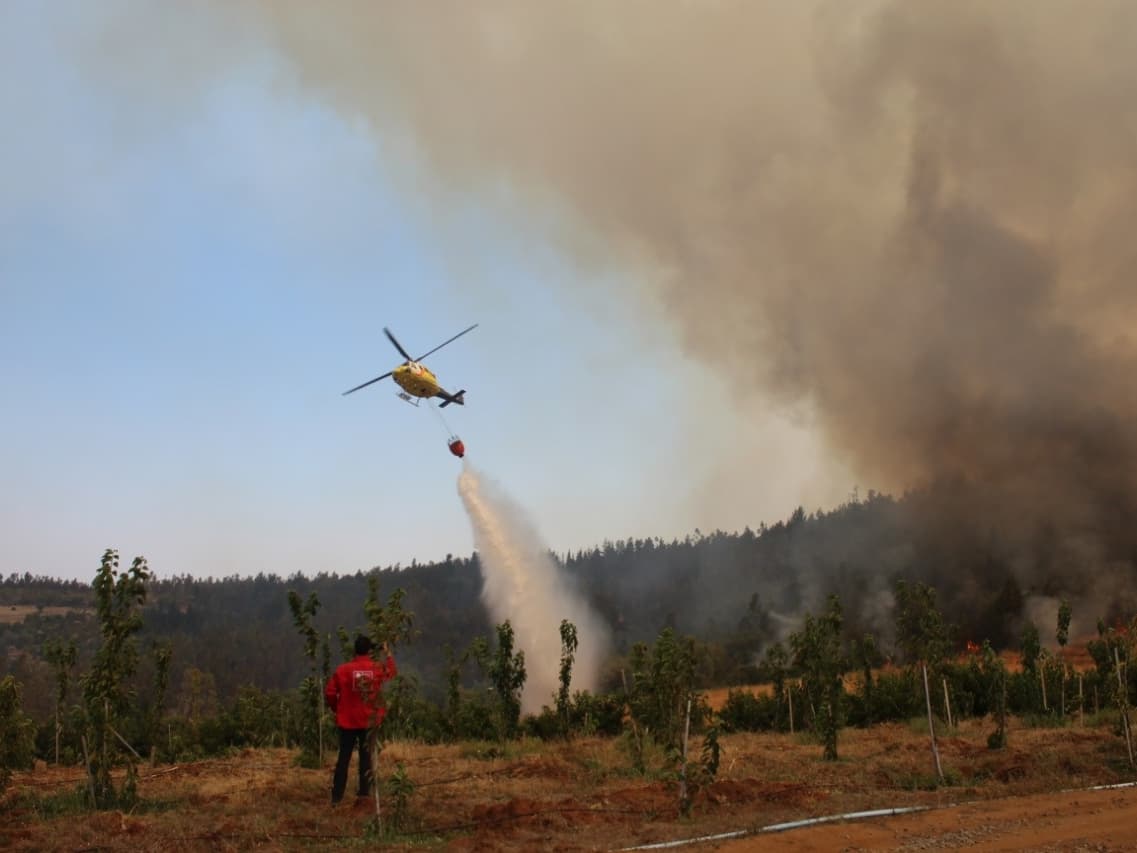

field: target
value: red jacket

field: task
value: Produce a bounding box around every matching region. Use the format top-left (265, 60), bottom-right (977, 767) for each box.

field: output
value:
top-left (324, 653), bottom-right (397, 730)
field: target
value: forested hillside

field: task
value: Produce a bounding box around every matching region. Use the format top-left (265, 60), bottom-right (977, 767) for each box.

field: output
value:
top-left (3, 486), bottom-right (1131, 722)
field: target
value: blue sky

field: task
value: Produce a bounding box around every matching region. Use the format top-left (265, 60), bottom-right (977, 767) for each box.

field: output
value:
top-left (1, 2), bottom-right (849, 582)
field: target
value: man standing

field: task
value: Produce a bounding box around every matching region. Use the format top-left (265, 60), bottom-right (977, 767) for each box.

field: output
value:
top-left (324, 634), bottom-right (397, 805)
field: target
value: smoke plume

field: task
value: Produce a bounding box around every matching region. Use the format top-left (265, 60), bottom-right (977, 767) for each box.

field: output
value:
top-left (458, 463), bottom-right (609, 713)
top-left (247, 2), bottom-right (1137, 609)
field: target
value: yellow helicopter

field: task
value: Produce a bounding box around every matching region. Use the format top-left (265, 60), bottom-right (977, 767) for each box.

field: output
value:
top-left (342, 324), bottom-right (477, 408)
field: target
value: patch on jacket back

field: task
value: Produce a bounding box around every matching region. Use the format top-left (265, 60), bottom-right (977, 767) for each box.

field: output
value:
top-left (353, 670), bottom-right (375, 694)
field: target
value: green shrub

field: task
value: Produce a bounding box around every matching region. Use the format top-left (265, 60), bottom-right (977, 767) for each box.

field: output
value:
top-left (870, 670), bottom-right (922, 723)
top-left (451, 691), bottom-right (496, 741)
top-left (571, 691), bottom-right (624, 737)
top-left (0, 676), bottom-right (37, 793)
top-left (717, 689), bottom-right (779, 732)
top-left (523, 707), bottom-right (561, 740)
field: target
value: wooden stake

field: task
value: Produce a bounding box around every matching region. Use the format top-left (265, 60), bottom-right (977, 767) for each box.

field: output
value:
top-left (922, 664), bottom-right (944, 784)
top-left (81, 734), bottom-right (97, 807)
top-left (679, 698), bottom-right (692, 811)
top-left (621, 670), bottom-right (644, 767)
top-left (942, 677), bottom-right (954, 729)
top-left (1079, 674), bottom-right (1084, 727)
top-left (1114, 648), bottom-right (1135, 770)
top-left (109, 724), bottom-right (143, 762)
top-left (1060, 665), bottom-right (1066, 719)
top-left (787, 682), bottom-right (794, 735)
top-left (1001, 671), bottom-right (1008, 746)
top-left (1041, 665), bottom-right (1048, 712)
top-left (371, 734), bottom-right (382, 833)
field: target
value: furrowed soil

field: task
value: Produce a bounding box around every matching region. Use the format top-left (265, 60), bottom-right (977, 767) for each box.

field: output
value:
top-left (4, 717), bottom-right (1136, 852)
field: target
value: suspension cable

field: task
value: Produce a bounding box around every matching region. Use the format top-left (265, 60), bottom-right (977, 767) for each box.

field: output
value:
top-left (427, 398), bottom-right (456, 437)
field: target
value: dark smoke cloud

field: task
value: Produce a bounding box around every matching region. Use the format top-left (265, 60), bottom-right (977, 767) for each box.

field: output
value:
top-left (246, 1), bottom-right (1137, 618)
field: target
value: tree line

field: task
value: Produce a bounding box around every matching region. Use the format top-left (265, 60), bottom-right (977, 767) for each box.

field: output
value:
top-left (10, 486), bottom-right (1118, 716)
top-left (4, 486), bottom-right (1137, 810)
top-left (4, 550), bottom-right (1136, 819)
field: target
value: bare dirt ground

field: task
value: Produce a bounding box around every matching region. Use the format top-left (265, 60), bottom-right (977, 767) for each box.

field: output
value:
top-left (4, 714), bottom-right (1136, 851)
top-left (711, 785), bottom-right (1137, 852)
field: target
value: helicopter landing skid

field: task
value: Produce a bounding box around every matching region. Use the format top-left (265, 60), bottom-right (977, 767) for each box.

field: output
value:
top-left (396, 392), bottom-right (421, 407)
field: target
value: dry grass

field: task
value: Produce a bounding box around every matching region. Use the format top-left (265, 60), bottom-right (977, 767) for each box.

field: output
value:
top-left (0, 605), bottom-right (90, 624)
top-left (3, 713), bottom-right (1134, 852)
top-left (704, 640), bottom-right (1102, 712)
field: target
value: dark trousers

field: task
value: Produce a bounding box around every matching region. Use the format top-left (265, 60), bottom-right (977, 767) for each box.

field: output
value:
top-left (332, 727), bottom-right (373, 803)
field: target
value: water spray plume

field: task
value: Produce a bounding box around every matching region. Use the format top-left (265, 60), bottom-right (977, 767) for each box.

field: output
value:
top-left (458, 461), bottom-right (610, 714)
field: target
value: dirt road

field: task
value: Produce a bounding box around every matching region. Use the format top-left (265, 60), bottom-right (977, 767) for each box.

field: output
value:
top-left (707, 784), bottom-right (1137, 852)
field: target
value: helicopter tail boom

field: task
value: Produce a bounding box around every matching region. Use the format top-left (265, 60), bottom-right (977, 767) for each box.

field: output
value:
top-left (438, 389), bottom-right (466, 408)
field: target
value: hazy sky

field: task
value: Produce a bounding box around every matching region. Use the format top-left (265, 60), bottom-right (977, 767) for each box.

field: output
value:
top-left (1, 1), bottom-right (851, 582)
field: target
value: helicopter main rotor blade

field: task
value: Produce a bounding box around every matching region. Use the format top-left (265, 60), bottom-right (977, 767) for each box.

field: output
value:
top-left (415, 323), bottom-right (479, 361)
top-left (342, 371), bottom-right (393, 396)
top-left (384, 327), bottom-right (413, 362)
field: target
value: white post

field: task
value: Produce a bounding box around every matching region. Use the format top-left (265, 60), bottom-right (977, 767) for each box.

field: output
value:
top-left (922, 664), bottom-right (944, 784)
